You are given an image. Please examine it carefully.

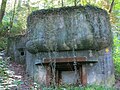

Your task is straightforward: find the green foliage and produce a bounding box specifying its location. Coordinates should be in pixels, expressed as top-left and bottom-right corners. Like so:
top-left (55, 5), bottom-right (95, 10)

top-left (13, 80), bottom-right (24, 86)
top-left (31, 84), bottom-right (116, 90)
top-left (113, 34), bottom-right (120, 77)
top-left (0, 59), bottom-right (8, 78)
top-left (0, 37), bottom-right (7, 51)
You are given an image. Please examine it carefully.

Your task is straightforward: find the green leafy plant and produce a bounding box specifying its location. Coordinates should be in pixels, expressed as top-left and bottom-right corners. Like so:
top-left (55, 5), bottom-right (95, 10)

top-left (113, 34), bottom-right (120, 78)
top-left (30, 84), bottom-right (115, 90)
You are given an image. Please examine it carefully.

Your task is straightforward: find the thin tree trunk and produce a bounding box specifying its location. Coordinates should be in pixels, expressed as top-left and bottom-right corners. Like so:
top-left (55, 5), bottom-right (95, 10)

top-left (10, 0), bottom-right (16, 30)
top-left (17, 0), bottom-right (21, 8)
top-left (74, 0), bottom-right (77, 6)
top-left (0, 0), bottom-right (7, 24)
top-left (61, 0), bottom-right (64, 7)
top-left (27, 0), bottom-right (30, 14)
top-left (109, 0), bottom-right (114, 13)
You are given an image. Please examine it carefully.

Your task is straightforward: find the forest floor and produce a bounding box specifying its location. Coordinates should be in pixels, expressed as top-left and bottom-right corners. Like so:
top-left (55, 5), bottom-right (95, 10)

top-left (0, 56), bottom-right (36, 90)
top-left (0, 55), bottom-right (120, 90)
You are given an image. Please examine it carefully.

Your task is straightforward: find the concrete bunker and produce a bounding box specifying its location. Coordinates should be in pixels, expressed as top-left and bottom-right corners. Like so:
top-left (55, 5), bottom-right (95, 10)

top-left (26, 5), bottom-right (114, 86)
top-left (7, 35), bottom-right (26, 64)
top-left (7, 5), bottom-right (115, 86)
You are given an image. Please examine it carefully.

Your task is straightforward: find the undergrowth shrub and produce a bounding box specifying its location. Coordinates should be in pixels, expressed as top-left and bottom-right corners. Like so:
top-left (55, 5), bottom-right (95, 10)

top-left (113, 35), bottom-right (120, 78)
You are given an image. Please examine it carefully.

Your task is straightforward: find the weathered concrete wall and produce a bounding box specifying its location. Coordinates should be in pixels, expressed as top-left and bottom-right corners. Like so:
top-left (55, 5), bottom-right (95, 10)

top-left (87, 47), bottom-right (114, 86)
top-left (26, 5), bottom-right (112, 54)
top-left (26, 47), bottom-right (114, 86)
top-left (7, 35), bottom-right (27, 64)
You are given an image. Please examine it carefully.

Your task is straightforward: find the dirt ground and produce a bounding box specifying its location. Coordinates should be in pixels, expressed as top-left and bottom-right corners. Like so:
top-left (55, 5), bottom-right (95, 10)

top-left (8, 61), bottom-right (34, 90)
top-left (0, 59), bottom-right (36, 90)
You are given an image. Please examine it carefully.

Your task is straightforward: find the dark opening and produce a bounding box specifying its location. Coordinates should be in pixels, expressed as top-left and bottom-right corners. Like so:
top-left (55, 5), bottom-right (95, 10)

top-left (18, 48), bottom-right (25, 56)
top-left (21, 51), bottom-right (24, 56)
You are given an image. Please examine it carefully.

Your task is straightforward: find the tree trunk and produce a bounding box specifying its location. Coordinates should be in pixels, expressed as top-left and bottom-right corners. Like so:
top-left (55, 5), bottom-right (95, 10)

top-left (10, 0), bottom-right (16, 30)
top-left (17, 0), bottom-right (20, 7)
top-left (109, 0), bottom-right (114, 13)
top-left (74, 0), bottom-right (77, 6)
top-left (27, 0), bottom-right (30, 11)
top-left (0, 0), bottom-right (7, 24)
top-left (61, 0), bottom-right (64, 7)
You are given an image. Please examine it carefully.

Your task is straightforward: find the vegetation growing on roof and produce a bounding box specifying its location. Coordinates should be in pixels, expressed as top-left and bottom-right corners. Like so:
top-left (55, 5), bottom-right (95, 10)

top-left (27, 5), bottom-right (108, 26)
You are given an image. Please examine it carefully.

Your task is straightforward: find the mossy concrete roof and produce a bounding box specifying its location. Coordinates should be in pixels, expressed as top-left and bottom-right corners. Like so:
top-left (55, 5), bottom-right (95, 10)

top-left (27, 5), bottom-right (108, 27)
